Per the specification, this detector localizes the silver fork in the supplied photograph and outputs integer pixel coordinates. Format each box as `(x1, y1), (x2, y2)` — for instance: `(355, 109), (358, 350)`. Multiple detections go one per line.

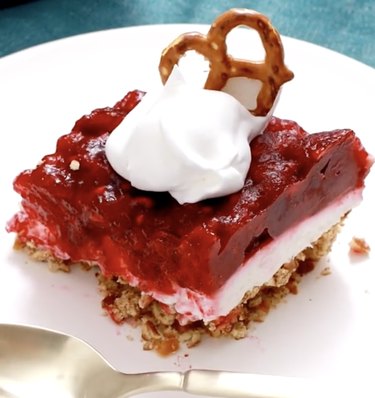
(0, 323), (356, 398)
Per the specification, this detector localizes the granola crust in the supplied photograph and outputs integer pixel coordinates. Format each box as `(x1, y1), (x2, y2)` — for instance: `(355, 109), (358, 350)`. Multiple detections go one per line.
(14, 219), (343, 355)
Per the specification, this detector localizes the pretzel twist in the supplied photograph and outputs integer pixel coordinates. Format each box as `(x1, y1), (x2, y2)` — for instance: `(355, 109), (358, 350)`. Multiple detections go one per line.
(159, 9), (294, 116)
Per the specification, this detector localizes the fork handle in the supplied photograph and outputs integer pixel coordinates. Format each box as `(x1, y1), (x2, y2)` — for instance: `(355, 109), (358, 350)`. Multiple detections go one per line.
(182, 370), (350, 398)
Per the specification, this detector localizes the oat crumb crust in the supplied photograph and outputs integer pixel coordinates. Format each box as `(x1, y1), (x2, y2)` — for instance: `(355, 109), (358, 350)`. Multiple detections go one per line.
(14, 220), (343, 355)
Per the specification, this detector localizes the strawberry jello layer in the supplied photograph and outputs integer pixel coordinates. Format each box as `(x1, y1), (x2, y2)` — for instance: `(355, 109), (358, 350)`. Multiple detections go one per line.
(7, 90), (372, 326)
(172, 188), (361, 324)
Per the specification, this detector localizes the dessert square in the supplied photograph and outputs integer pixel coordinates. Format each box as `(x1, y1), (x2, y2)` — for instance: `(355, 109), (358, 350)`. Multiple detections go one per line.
(7, 90), (372, 353)
(6, 8), (373, 354)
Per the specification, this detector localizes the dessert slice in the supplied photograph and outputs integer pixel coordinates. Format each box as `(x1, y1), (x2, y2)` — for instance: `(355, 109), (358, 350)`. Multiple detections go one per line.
(6, 9), (373, 354)
(6, 91), (372, 353)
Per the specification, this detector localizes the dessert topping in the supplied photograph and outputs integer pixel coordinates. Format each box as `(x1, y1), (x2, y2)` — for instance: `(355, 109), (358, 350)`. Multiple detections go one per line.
(105, 9), (293, 204)
(159, 8), (294, 115)
(106, 69), (267, 204)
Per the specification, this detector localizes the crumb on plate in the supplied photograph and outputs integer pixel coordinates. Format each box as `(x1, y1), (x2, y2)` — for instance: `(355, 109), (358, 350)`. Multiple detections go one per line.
(349, 237), (370, 255)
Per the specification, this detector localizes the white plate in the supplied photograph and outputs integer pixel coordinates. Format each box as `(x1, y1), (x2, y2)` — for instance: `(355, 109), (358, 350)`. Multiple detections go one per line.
(0, 25), (374, 396)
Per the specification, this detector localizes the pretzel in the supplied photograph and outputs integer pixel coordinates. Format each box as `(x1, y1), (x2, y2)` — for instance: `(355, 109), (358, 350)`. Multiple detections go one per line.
(159, 9), (294, 116)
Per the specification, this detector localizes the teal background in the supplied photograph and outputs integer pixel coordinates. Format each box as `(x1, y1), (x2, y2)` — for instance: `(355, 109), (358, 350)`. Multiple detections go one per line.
(1, 0), (375, 68)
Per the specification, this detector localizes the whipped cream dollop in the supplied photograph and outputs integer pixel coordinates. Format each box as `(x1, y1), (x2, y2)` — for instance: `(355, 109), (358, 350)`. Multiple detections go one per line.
(105, 68), (272, 204)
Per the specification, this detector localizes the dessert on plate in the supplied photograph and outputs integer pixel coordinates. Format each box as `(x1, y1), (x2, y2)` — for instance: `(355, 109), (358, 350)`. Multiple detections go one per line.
(6, 9), (373, 354)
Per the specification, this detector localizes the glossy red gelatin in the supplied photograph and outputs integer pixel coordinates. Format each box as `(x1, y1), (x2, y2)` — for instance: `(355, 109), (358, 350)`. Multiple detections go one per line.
(7, 90), (372, 296)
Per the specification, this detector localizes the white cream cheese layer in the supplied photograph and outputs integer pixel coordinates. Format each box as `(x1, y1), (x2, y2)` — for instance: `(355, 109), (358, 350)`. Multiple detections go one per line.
(149, 189), (363, 324)
(24, 190), (362, 324)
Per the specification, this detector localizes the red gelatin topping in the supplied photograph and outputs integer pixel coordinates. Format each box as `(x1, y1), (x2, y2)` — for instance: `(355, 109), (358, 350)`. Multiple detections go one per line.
(7, 91), (372, 297)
